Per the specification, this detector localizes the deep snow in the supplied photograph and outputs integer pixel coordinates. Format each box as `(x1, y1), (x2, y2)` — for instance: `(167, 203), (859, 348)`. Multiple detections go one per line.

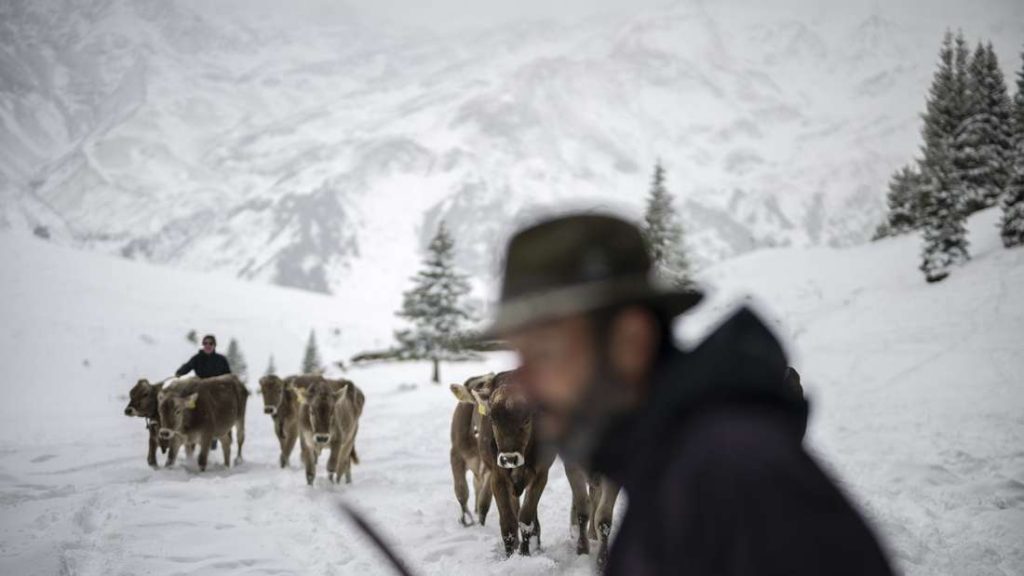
(0, 208), (1022, 576)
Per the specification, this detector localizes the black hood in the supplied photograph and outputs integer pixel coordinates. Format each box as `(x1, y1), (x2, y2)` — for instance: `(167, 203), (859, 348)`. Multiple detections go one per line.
(592, 306), (809, 483)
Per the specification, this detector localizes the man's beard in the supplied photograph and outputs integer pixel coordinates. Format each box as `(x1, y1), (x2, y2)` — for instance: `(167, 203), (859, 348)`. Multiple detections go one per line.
(542, 360), (630, 468)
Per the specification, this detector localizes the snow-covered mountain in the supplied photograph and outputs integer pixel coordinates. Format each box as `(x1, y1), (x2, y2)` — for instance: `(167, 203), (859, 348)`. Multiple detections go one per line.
(1, 0), (1022, 296)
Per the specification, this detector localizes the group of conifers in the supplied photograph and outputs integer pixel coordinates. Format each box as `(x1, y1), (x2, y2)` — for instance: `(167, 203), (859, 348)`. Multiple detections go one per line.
(123, 373), (364, 485)
(123, 368), (682, 566)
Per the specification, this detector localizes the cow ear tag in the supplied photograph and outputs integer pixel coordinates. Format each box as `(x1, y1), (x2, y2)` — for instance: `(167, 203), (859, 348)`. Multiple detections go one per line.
(186, 396), (197, 410)
(477, 403), (488, 416)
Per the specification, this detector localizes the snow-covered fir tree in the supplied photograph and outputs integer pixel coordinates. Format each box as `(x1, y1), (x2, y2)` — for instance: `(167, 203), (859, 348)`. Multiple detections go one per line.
(919, 31), (971, 282)
(301, 330), (323, 375)
(1001, 46), (1024, 248)
(264, 355), (277, 377)
(394, 221), (475, 383)
(960, 42), (1014, 212)
(225, 338), (248, 382)
(641, 161), (693, 289)
(876, 164), (926, 237)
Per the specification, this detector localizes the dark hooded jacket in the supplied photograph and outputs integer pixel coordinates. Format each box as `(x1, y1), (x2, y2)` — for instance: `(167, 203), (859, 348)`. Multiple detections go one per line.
(593, 308), (894, 576)
(175, 350), (232, 379)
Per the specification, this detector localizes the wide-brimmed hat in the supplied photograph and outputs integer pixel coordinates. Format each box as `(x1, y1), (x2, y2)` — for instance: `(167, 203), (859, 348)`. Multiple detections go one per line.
(483, 213), (703, 337)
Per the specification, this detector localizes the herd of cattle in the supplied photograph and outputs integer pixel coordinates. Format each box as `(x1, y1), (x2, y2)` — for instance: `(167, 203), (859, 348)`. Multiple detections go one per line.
(123, 369), (621, 565)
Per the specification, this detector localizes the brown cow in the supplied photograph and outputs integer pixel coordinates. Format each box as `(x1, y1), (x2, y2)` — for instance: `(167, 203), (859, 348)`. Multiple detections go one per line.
(124, 378), (172, 467)
(157, 375), (248, 471)
(451, 370), (554, 557)
(448, 374), (493, 527)
(258, 374), (301, 468)
(292, 377), (364, 485)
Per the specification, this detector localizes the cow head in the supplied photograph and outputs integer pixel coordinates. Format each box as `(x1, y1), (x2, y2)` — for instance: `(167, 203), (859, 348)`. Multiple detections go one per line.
(259, 375), (286, 416)
(451, 372), (532, 469)
(157, 390), (200, 441)
(294, 380), (341, 446)
(125, 379), (162, 418)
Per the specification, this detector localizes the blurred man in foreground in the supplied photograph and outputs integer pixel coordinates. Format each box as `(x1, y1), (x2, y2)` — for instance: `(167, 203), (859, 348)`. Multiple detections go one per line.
(486, 214), (894, 575)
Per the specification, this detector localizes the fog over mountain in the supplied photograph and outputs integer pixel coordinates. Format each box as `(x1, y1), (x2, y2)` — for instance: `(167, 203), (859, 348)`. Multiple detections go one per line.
(1, 0), (1021, 298)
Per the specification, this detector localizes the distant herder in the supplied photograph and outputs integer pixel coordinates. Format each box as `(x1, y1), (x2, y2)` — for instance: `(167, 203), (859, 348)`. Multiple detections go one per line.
(175, 334), (232, 378)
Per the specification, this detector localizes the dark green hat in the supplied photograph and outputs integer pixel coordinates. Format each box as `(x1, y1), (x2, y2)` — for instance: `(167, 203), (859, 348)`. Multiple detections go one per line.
(485, 213), (703, 337)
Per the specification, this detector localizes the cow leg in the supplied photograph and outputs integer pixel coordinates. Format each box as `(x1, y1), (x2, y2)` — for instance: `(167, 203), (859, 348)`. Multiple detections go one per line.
(595, 481), (620, 569)
(235, 419), (245, 465)
(197, 434), (211, 471)
(451, 450), (474, 526)
(327, 441), (341, 484)
(165, 437), (181, 468)
(281, 428), (298, 469)
(518, 468), (549, 556)
(301, 441), (316, 485)
(343, 447), (354, 484)
(565, 464), (591, 555)
(221, 430), (232, 467)
(147, 427), (159, 468)
(491, 475), (520, 557)
(476, 468), (493, 527)
(185, 441), (195, 460)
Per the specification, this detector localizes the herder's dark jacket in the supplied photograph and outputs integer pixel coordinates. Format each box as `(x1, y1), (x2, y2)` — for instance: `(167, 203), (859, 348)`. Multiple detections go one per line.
(594, 308), (894, 576)
(175, 351), (232, 379)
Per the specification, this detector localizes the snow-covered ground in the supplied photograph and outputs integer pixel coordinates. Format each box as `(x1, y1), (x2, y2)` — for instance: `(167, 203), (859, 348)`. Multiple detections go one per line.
(1, 208), (1022, 576)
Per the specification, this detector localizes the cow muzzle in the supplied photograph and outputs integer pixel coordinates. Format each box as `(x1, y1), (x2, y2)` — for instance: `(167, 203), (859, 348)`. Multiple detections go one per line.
(313, 434), (331, 445)
(264, 406), (277, 416)
(158, 428), (174, 440)
(497, 452), (524, 469)
(124, 407), (137, 416)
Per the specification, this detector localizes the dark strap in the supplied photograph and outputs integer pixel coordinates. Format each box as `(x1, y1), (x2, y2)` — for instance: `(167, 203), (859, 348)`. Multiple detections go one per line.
(337, 501), (416, 576)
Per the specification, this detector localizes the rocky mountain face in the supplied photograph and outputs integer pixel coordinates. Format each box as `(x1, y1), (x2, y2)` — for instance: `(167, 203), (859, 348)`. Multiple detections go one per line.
(2, 0), (1021, 294)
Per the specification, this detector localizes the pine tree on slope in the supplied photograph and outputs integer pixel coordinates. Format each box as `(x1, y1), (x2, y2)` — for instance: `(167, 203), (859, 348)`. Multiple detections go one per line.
(960, 42), (1014, 212)
(1001, 46), (1024, 248)
(877, 164), (927, 237)
(919, 31), (971, 281)
(395, 221), (475, 383)
(642, 161), (693, 289)
(301, 330), (323, 375)
(264, 355), (277, 377)
(226, 338), (248, 382)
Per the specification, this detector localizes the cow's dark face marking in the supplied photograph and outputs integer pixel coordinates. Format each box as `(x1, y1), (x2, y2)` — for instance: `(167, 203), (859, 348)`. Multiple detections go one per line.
(158, 392), (198, 439)
(301, 382), (339, 445)
(488, 385), (533, 468)
(259, 376), (285, 416)
(125, 379), (160, 418)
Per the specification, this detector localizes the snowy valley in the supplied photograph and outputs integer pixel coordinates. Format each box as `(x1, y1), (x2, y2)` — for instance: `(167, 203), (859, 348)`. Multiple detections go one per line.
(0, 208), (1021, 575)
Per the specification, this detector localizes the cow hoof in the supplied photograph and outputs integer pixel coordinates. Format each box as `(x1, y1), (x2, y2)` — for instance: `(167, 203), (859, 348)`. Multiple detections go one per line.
(306, 474), (315, 486)
(234, 457), (243, 466)
(459, 512), (475, 527)
(279, 458), (287, 469)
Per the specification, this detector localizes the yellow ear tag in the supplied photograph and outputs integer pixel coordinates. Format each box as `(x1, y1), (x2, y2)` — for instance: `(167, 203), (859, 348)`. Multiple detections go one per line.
(186, 396), (197, 410)
(477, 403), (487, 416)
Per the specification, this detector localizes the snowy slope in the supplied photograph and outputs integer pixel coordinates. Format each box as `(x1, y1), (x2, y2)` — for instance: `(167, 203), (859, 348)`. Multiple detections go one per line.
(2, 0), (1022, 296)
(1, 208), (1022, 576)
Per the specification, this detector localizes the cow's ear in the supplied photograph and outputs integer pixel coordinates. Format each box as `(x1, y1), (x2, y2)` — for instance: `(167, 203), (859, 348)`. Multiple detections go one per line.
(153, 382), (164, 392)
(185, 393), (199, 410)
(292, 386), (308, 405)
(450, 384), (475, 403)
(137, 378), (150, 387)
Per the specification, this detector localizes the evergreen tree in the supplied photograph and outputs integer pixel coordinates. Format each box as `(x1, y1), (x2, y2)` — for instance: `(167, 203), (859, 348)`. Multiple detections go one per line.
(918, 31), (971, 281)
(264, 355), (277, 377)
(186, 329), (197, 345)
(641, 161), (693, 288)
(960, 42), (1014, 212)
(920, 139), (970, 282)
(301, 330), (323, 375)
(1001, 46), (1024, 248)
(394, 221), (475, 383)
(877, 164), (926, 237)
(225, 338), (248, 382)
